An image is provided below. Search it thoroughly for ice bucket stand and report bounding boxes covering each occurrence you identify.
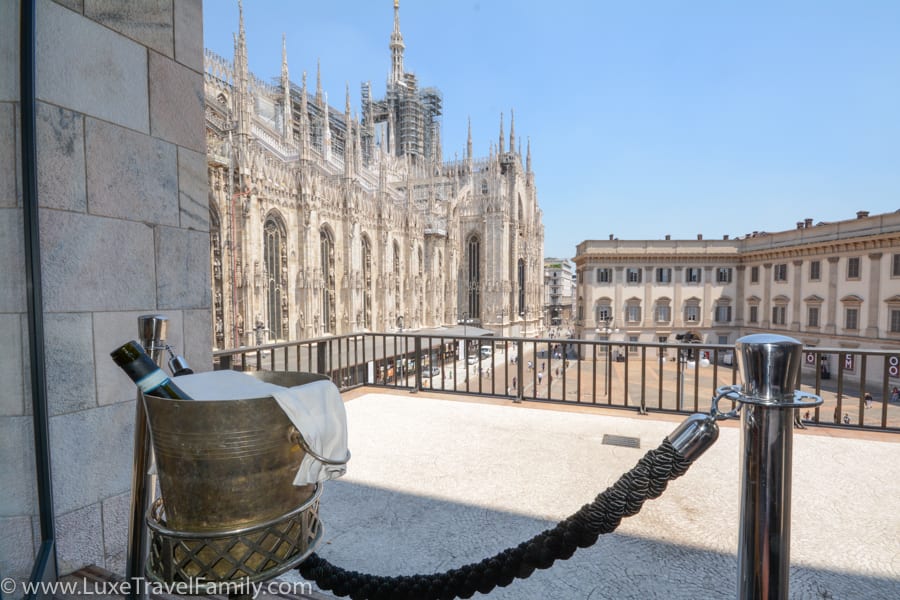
[124,316,328,597]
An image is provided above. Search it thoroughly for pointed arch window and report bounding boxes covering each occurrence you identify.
[362,235,372,329]
[210,205,225,349]
[393,241,401,319]
[320,227,335,333]
[517,258,526,318]
[467,234,481,319]
[264,214,288,340]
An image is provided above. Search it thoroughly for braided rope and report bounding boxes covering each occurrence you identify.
[298,437,693,600]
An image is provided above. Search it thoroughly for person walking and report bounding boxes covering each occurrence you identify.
[865,392,873,409]
[891,387,900,403]
[537,372,543,385]
[842,413,851,425]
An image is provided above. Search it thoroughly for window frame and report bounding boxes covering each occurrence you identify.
[847,257,861,280]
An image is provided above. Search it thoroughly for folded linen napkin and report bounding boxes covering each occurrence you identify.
[172,371,348,484]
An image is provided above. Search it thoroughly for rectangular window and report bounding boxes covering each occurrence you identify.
[626,305,641,322]
[714,305,732,322]
[891,309,900,333]
[845,308,859,330]
[772,306,786,325]
[893,254,900,277]
[750,266,759,283]
[656,268,672,283]
[626,268,642,283]
[596,268,611,283]
[847,257,860,279]
[716,267,733,283]
[685,268,701,283]
[685,306,700,322]
[749,306,758,323]
[774,264,788,282]
[717,335,728,345]
[809,260,821,281]
[597,306,611,322]
[808,306,819,328]
[656,305,671,322]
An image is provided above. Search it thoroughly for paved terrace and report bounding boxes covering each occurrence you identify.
[281,389,900,600]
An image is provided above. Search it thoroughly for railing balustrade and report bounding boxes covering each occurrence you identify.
[213,333,900,432]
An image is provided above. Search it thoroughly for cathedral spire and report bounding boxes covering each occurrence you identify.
[389,0,405,84]
[323,92,331,159]
[509,109,515,155]
[281,34,293,141]
[526,137,532,174]
[299,71,310,160]
[344,83,353,179]
[466,116,472,161]
[498,113,505,155]
[315,58,323,106]
[233,0,250,140]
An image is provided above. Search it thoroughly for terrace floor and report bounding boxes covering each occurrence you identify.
[275,388,900,599]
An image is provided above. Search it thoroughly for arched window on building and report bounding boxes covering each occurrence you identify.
[654,297,671,323]
[625,297,642,324]
[684,297,701,324]
[393,241,401,321]
[210,204,225,349]
[772,295,790,327]
[594,298,612,327]
[517,258,526,318]
[466,234,481,320]
[714,296,732,324]
[746,295,761,325]
[264,213,288,340]
[841,294,863,332]
[320,227,335,333]
[804,294,824,329]
[361,235,372,329]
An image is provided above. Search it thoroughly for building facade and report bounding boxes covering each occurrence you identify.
[1,0,210,587]
[574,210,900,362]
[205,2,544,348]
[544,258,576,326]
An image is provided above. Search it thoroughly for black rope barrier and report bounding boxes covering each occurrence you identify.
[298,437,694,600]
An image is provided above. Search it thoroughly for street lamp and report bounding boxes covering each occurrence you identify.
[596,316,614,397]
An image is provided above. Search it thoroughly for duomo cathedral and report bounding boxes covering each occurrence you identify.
[205,1,544,348]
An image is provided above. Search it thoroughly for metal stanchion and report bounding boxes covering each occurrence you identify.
[125,315,168,600]
[712,334,822,600]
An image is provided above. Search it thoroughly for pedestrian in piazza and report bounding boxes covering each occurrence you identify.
[891,387,899,403]
[842,413,851,425]
[537,372,543,385]
[864,392,873,409]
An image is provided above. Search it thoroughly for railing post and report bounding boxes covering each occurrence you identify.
[516,339,524,402]
[414,336,423,392]
[732,333,819,600]
[316,340,328,375]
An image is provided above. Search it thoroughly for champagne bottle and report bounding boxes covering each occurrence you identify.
[110,340,193,399]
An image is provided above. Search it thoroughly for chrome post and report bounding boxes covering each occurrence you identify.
[731,333,821,600]
[126,315,168,599]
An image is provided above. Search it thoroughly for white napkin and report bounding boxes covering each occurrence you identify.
[172,371,349,484]
[272,380,349,484]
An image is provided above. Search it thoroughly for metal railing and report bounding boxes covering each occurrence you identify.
[213,333,900,432]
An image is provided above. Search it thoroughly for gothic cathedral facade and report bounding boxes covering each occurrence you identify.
[205,2,544,348]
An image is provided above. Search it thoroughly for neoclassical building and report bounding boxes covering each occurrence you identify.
[574,210,900,358]
[205,2,544,348]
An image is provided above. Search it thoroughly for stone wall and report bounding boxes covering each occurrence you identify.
[0,0,209,587]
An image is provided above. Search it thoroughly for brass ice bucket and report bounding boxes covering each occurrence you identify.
[143,371,327,532]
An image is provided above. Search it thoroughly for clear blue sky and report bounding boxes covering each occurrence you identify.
[202,0,900,259]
